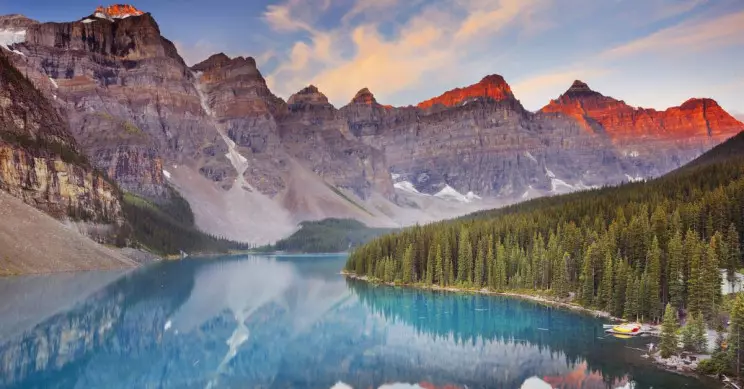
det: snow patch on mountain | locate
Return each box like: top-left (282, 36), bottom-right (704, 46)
top-left (162, 170), bottom-right (171, 179)
top-left (434, 185), bottom-right (479, 203)
top-left (625, 174), bottom-right (644, 182)
top-left (394, 181), bottom-right (422, 195)
top-left (550, 177), bottom-right (575, 192)
top-left (48, 77), bottom-right (58, 89)
top-left (0, 29), bottom-right (26, 55)
top-left (465, 191), bottom-right (481, 201)
top-left (390, 173), bottom-right (401, 181)
top-left (545, 168), bottom-right (556, 179)
top-left (524, 151), bottom-right (537, 163)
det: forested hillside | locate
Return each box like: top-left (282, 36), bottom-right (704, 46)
top-left (266, 218), bottom-right (394, 253)
top-left (121, 188), bottom-right (249, 256)
top-left (345, 132), bottom-right (744, 323)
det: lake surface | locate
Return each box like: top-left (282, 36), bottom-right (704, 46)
top-left (0, 254), bottom-right (718, 389)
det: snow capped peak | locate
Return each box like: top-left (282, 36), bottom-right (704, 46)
top-left (93, 4), bottom-right (145, 20)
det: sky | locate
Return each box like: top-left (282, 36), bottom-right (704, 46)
top-left (1, 0), bottom-right (743, 115)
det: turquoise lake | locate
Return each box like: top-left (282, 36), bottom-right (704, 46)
top-left (0, 254), bottom-right (719, 389)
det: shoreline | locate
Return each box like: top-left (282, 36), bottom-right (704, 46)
top-left (341, 271), bottom-right (625, 322)
top-left (341, 271), bottom-right (731, 385)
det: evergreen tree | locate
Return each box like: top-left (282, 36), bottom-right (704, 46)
top-left (402, 244), bottom-right (413, 283)
top-left (703, 237), bottom-right (722, 320)
top-left (597, 251), bottom-right (614, 311)
top-left (660, 304), bottom-right (679, 358)
top-left (687, 236), bottom-right (703, 315)
top-left (728, 223), bottom-right (742, 270)
top-left (458, 228), bottom-right (471, 284)
top-left (435, 244), bottom-right (444, 286)
top-left (691, 313), bottom-right (708, 353)
top-left (612, 258), bottom-right (628, 318)
top-left (444, 238), bottom-right (454, 285)
top-left (680, 315), bottom-right (695, 352)
top-left (646, 237), bottom-right (662, 321)
top-left (426, 247), bottom-right (434, 284)
top-left (624, 275), bottom-right (638, 320)
top-left (475, 239), bottom-right (485, 288)
top-left (554, 252), bottom-right (570, 298)
top-left (580, 244), bottom-right (596, 305)
top-left (667, 231), bottom-right (685, 310)
top-left (728, 294), bottom-right (744, 378)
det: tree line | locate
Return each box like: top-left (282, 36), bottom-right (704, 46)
top-left (346, 133), bottom-right (744, 325)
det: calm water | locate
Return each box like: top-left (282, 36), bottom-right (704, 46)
top-left (0, 254), bottom-right (718, 389)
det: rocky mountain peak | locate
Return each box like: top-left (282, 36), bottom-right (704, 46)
top-left (351, 88), bottom-right (378, 105)
top-left (93, 4), bottom-right (145, 20)
top-left (191, 52), bottom-right (232, 72)
top-left (417, 74), bottom-right (515, 109)
top-left (566, 80), bottom-right (593, 94)
top-left (679, 97), bottom-right (718, 110)
top-left (0, 14), bottom-right (38, 29)
top-left (287, 85), bottom-right (331, 106)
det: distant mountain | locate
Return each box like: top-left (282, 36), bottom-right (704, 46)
top-left (1, 5), bottom-right (742, 248)
top-left (541, 80), bottom-right (742, 142)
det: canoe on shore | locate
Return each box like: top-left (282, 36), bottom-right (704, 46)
top-left (606, 323), bottom-right (643, 336)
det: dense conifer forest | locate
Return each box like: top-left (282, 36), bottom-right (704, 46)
top-left (346, 132), bottom-right (744, 325)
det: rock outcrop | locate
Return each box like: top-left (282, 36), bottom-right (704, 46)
top-left (0, 52), bottom-right (121, 221)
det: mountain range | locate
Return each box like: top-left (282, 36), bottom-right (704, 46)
top-left (1, 4), bottom-right (742, 248)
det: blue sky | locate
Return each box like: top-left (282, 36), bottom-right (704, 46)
top-left (2, 0), bottom-right (743, 116)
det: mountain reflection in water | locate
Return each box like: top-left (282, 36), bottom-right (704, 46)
top-left (0, 254), bottom-right (715, 389)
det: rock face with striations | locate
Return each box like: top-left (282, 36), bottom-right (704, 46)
top-left (0, 52), bottom-right (121, 222)
top-left (342, 77), bottom-right (626, 197)
top-left (7, 7), bottom-right (230, 200)
top-left (282, 85), bottom-right (394, 200)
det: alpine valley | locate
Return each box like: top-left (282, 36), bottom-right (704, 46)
top-left (1, 5), bottom-right (742, 269)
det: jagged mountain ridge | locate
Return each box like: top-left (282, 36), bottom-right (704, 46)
top-left (2, 5), bottom-right (742, 245)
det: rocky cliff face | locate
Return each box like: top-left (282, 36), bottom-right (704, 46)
top-left (0, 52), bottom-right (121, 222)
top-left (341, 81), bottom-right (625, 198)
top-left (7, 10), bottom-right (229, 200)
top-left (281, 85), bottom-right (394, 200)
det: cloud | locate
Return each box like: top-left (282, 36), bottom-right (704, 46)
top-left (265, 0), bottom-right (548, 105)
top-left (602, 10), bottom-right (744, 58)
top-left (174, 40), bottom-right (223, 66)
top-left (262, 0), bottom-right (331, 33)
